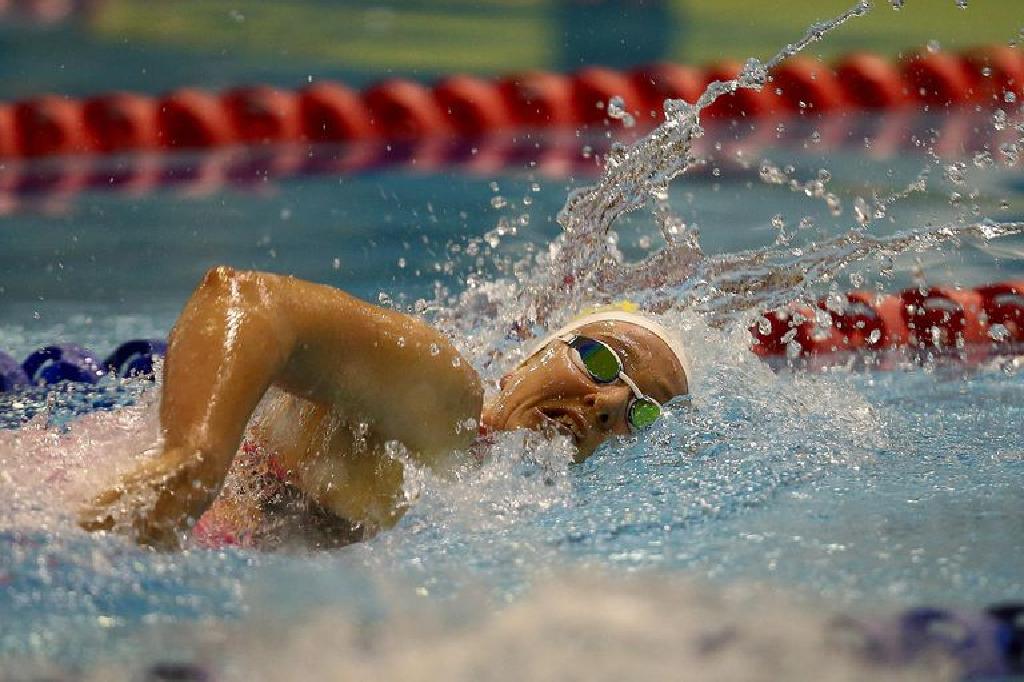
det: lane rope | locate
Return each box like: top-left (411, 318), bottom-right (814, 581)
top-left (0, 46), bottom-right (1020, 161)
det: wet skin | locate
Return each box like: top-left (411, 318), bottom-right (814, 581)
top-left (79, 267), bottom-right (688, 549)
top-left (481, 320), bottom-right (688, 461)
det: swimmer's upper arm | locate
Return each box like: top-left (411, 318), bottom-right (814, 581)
top-left (241, 274), bottom-right (482, 460)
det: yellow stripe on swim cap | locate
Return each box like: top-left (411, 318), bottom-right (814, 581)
top-left (577, 300), bottom-right (639, 317)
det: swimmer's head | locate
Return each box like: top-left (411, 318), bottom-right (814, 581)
top-left (481, 305), bottom-right (689, 460)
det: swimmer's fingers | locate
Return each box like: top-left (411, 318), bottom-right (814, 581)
top-left (77, 455), bottom-right (222, 550)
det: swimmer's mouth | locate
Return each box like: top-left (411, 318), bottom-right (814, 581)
top-left (536, 408), bottom-right (583, 447)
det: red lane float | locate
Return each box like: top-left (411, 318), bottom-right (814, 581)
top-left (902, 52), bottom-right (975, 107)
top-left (962, 46), bottom-right (1024, 105)
top-left (157, 89), bottom-right (235, 149)
top-left (0, 104), bottom-right (17, 157)
top-left (772, 57), bottom-right (849, 114)
top-left (498, 71), bottom-right (576, 127)
top-left (82, 92), bottom-right (159, 152)
top-left (751, 281), bottom-right (1024, 357)
top-left (433, 75), bottom-right (511, 136)
top-left (14, 95), bottom-right (92, 157)
top-left (298, 82), bottom-right (376, 142)
top-left (222, 86), bottom-right (302, 144)
top-left (0, 109), bottom-right (1013, 213)
top-left (363, 79), bottom-right (450, 139)
top-left (0, 45), bottom-right (1017, 161)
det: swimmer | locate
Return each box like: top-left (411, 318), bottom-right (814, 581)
top-left (78, 267), bottom-right (689, 550)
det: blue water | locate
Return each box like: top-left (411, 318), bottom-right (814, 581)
top-left (1, 112), bottom-right (1023, 678)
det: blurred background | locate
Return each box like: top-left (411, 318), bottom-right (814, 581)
top-left (0, 0), bottom-right (1020, 99)
top-left (0, 0), bottom-right (1021, 357)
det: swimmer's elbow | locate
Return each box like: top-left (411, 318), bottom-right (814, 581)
top-left (200, 265), bottom-right (240, 290)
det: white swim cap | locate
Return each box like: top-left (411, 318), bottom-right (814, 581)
top-left (524, 305), bottom-right (690, 383)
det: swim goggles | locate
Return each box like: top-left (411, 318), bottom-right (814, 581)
top-left (559, 334), bottom-right (662, 431)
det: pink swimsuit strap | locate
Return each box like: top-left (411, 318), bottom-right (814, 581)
top-left (190, 435), bottom-right (288, 549)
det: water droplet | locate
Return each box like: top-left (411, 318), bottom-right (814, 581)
top-left (522, 195), bottom-right (533, 206)
top-left (1005, 91), bottom-right (1017, 103)
top-left (397, 257), bottom-right (406, 268)
top-left (853, 197), bottom-right (871, 226)
top-left (868, 328), bottom-right (882, 344)
top-left (944, 161), bottom-right (967, 185)
top-left (988, 324), bottom-right (1010, 341)
top-left (606, 96), bottom-right (629, 121)
top-left (926, 39), bottom-right (941, 54)
top-left (279, 208), bottom-right (292, 221)
top-left (992, 108), bottom-right (1008, 131)
top-left (429, 343), bottom-right (440, 356)
top-left (396, 336), bottom-right (406, 348)
top-left (954, 0), bottom-right (967, 8)
top-left (332, 257), bottom-right (341, 270)
top-left (826, 193), bottom-right (842, 216)
top-left (849, 272), bottom-right (865, 287)
top-left (491, 196), bottom-right (508, 209)
top-left (451, 356), bottom-right (461, 368)
top-left (999, 142), bottom-right (1019, 165)
top-left (889, 0), bottom-right (904, 9)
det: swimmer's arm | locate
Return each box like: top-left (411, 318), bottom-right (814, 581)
top-left (80, 266), bottom-right (482, 549)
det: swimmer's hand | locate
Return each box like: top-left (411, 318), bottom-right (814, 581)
top-left (78, 449), bottom-right (222, 551)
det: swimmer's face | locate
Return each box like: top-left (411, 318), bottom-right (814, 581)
top-left (482, 320), bottom-right (688, 461)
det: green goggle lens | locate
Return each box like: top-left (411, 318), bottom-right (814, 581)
top-left (628, 397), bottom-right (661, 430)
top-left (573, 338), bottom-right (621, 383)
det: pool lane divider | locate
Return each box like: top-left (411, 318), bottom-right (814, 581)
top-left (1, 282), bottom-right (1021, 393)
top-left (0, 109), bottom-right (1017, 213)
top-left (0, 340), bottom-right (166, 392)
top-left (0, 46), bottom-right (1020, 161)
top-left (750, 280), bottom-right (1024, 357)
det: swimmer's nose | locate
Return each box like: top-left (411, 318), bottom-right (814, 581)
top-left (585, 386), bottom-right (632, 433)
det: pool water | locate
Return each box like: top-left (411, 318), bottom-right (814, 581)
top-left (0, 111), bottom-right (1020, 677)
top-left (2, 5), bottom-right (1024, 678)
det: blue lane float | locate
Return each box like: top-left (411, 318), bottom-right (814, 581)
top-left (22, 343), bottom-right (105, 386)
top-left (841, 602), bottom-right (1024, 679)
top-left (0, 339), bottom-right (168, 393)
top-left (103, 339), bottom-right (168, 378)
